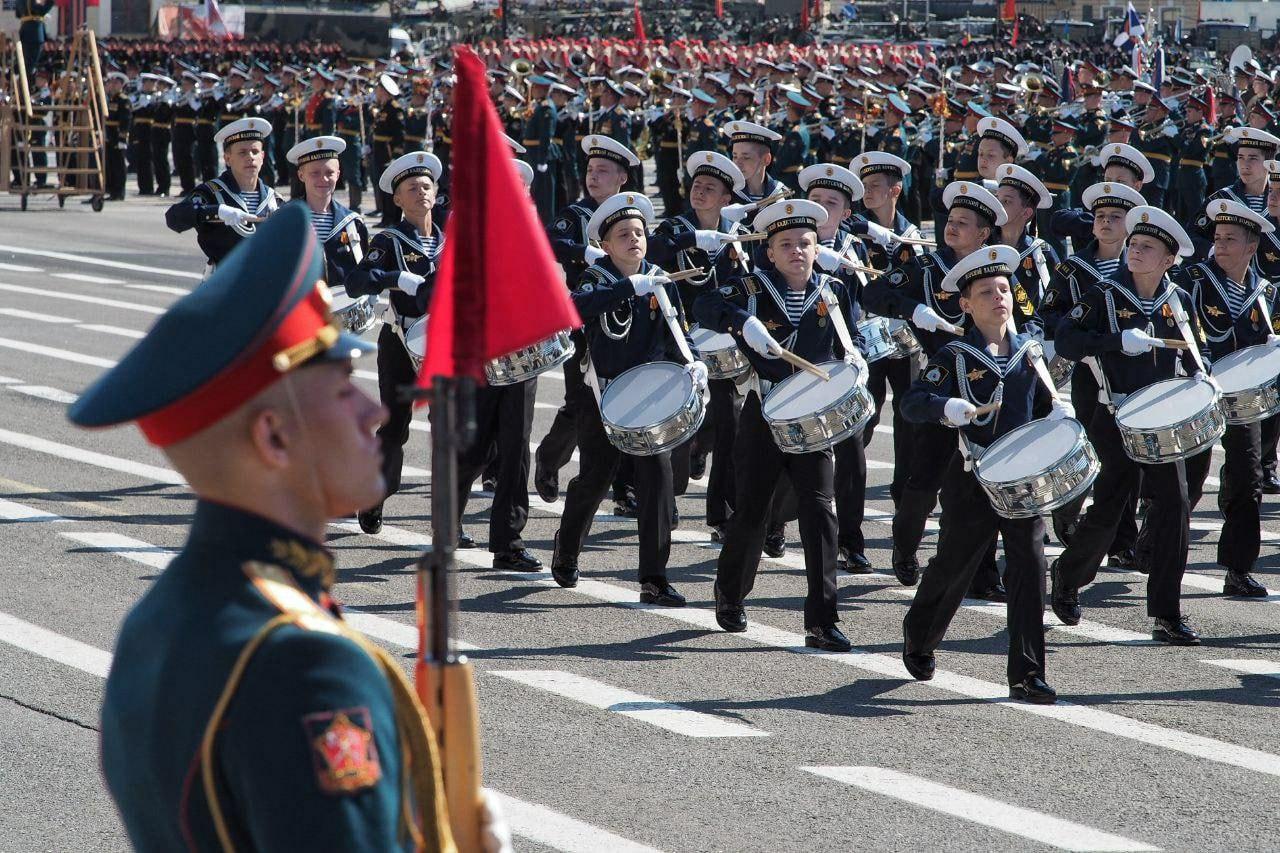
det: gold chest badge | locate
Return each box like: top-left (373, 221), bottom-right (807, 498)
top-left (1116, 308), bottom-right (1136, 319)
top-left (966, 368), bottom-right (987, 381)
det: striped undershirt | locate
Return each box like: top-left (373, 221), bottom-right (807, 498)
top-left (1223, 274), bottom-right (1251, 318)
top-left (311, 208), bottom-right (334, 238)
top-left (1245, 194), bottom-right (1266, 214)
top-left (1094, 257), bottom-right (1122, 281)
top-left (991, 354), bottom-right (1009, 372)
top-left (239, 188), bottom-right (260, 211)
top-left (784, 288), bottom-right (807, 325)
top-left (1135, 296), bottom-right (1158, 316)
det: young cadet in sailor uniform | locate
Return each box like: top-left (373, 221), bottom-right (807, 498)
top-left (1040, 181), bottom-right (1143, 567)
top-left (695, 199), bottom-right (865, 651)
top-left (69, 206), bottom-right (476, 852)
top-left (993, 163), bottom-right (1059, 338)
top-left (286, 135), bottom-right (370, 288)
top-left (900, 245), bottom-right (1066, 704)
top-left (550, 193), bottom-right (707, 606)
top-left (864, 182), bottom-right (1008, 589)
top-left (723, 121), bottom-right (787, 207)
top-left (165, 117), bottom-right (283, 270)
top-left (1049, 143), bottom-right (1154, 248)
top-left (1179, 201), bottom-right (1275, 599)
top-left (1190, 127), bottom-right (1279, 258)
top-left (534, 135), bottom-right (641, 509)
top-left (346, 153), bottom-right (445, 535)
top-left (647, 152), bottom-right (750, 539)
top-left (1051, 207), bottom-right (1212, 646)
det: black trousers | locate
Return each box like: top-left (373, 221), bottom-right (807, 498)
top-left (863, 354), bottom-right (915, 504)
top-left (835, 430), bottom-right (868, 554)
top-left (717, 393), bottom-right (839, 629)
top-left (105, 138), bottom-right (126, 197)
top-left (373, 323), bottom-right (419, 504)
top-left (556, 380), bottom-right (674, 582)
top-left (129, 130), bottom-right (153, 195)
top-left (1261, 413), bottom-right (1280, 473)
top-left (196, 126), bottom-right (218, 180)
top-left (150, 127), bottom-right (171, 195)
top-left (892, 420), bottom-right (957, 558)
top-left (904, 454), bottom-right (1047, 686)
top-left (1057, 406), bottom-right (1193, 619)
top-left (173, 125), bottom-right (197, 193)
top-left (701, 378), bottom-right (741, 529)
top-left (457, 380), bottom-right (536, 552)
top-left (1186, 421), bottom-right (1261, 575)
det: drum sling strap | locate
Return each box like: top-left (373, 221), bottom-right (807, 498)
top-left (1097, 285), bottom-right (1205, 412)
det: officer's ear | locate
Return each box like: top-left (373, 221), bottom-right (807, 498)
top-left (247, 405), bottom-right (292, 470)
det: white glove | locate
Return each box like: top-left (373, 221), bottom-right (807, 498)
top-left (479, 788), bottom-right (514, 853)
top-left (911, 303), bottom-right (949, 333)
top-left (843, 348), bottom-right (868, 378)
top-left (117, 142), bottom-right (128, 150)
top-left (1161, 123), bottom-right (1179, 138)
top-left (815, 245), bottom-right (847, 272)
top-left (1048, 397), bottom-right (1074, 421)
top-left (944, 397), bottom-right (977, 426)
top-left (934, 167), bottom-right (948, 183)
top-left (216, 204), bottom-right (253, 228)
top-left (583, 245), bottom-right (606, 263)
top-left (397, 271), bottom-right (426, 296)
top-left (821, 125), bottom-right (836, 140)
top-left (629, 273), bottom-right (670, 297)
top-left (865, 220), bottom-right (896, 248)
top-left (1120, 327), bottom-right (1160, 355)
top-left (536, 163), bottom-right (548, 173)
top-left (1267, 333), bottom-right (1280, 347)
top-left (721, 202), bottom-right (752, 224)
top-left (361, 144), bottom-right (371, 156)
top-left (695, 230), bottom-right (731, 252)
top-left (685, 360), bottom-right (709, 391)
top-left (1194, 371), bottom-right (1223, 393)
top-left (742, 315), bottom-right (778, 358)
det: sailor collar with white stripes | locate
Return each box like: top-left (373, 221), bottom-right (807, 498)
top-left (209, 174), bottom-right (274, 216)
top-left (1196, 260), bottom-right (1265, 320)
top-left (383, 220), bottom-right (444, 261)
top-left (949, 331), bottom-right (1038, 378)
top-left (1107, 274), bottom-right (1176, 317)
top-left (756, 269), bottom-right (829, 324)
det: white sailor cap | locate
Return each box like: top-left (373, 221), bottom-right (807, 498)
top-left (550, 82), bottom-right (576, 96)
top-left (139, 72), bottom-right (159, 82)
top-left (514, 159), bottom-right (535, 189)
top-left (1266, 160), bottom-right (1280, 181)
top-left (976, 116), bottom-right (1029, 159)
top-left (107, 71), bottom-right (128, 84)
top-left (580, 134), bottom-right (641, 168)
top-left (752, 199), bottom-right (829, 237)
top-left (1094, 142), bottom-right (1155, 183)
top-left (502, 133), bottom-right (527, 154)
top-left (502, 86), bottom-right (525, 103)
top-left (941, 245), bottom-right (1021, 292)
top-left (156, 75), bottom-right (176, 87)
top-left (853, 150), bottom-right (911, 179)
top-left (996, 163), bottom-right (1052, 209)
top-left (723, 120), bottom-right (783, 145)
top-left (228, 66), bottom-right (250, 81)
top-left (1081, 181), bottom-right (1146, 212)
top-left (213, 117), bottom-right (272, 149)
top-left (199, 72), bottom-right (221, 83)
top-left (1126, 206), bottom-right (1194, 257)
top-left (1224, 126), bottom-right (1280, 153)
top-left (1205, 199), bottom-right (1275, 235)
top-left (622, 81), bottom-right (646, 97)
top-left (180, 70), bottom-right (200, 82)
top-left (799, 163), bottom-right (864, 203)
top-left (286, 134), bottom-right (346, 165)
top-left (587, 192), bottom-right (655, 241)
top-left (942, 181), bottom-right (1008, 227)
top-left (378, 151), bottom-right (443, 194)
top-left (378, 73), bottom-right (400, 97)
top-left (685, 151), bottom-right (746, 193)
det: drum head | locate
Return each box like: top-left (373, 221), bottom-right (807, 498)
top-left (602, 363), bottom-right (690, 428)
top-left (978, 419), bottom-right (1081, 481)
top-left (690, 327), bottom-right (736, 353)
top-left (1118, 378), bottom-right (1214, 430)
top-left (763, 361), bottom-right (857, 419)
top-left (329, 288), bottom-right (358, 312)
top-left (1213, 345), bottom-right (1280, 394)
top-left (405, 318), bottom-right (429, 359)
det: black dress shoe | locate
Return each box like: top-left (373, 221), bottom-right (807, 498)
top-left (612, 494), bottom-right (639, 517)
top-left (805, 624), bottom-right (852, 652)
top-left (1152, 616), bottom-right (1201, 645)
top-left (1050, 559), bottom-right (1081, 626)
top-left (1010, 676), bottom-right (1057, 704)
top-left (714, 583), bottom-right (747, 632)
top-left (838, 548), bottom-right (874, 574)
top-left (891, 547), bottom-right (920, 587)
top-left (357, 506), bottom-right (383, 534)
top-left (481, 475), bottom-right (497, 492)
top-left (709, 524), bottom-right (726, 543)
top-left (493, 548), bottom-right (543, 571)
top-left (1108, 548), bottom-right (1137, 571)
top-left (533, 458), bottom-right (558, 503)
top-left (690, 451), bottom-right (708, 481)
top-left (968, 581), bottom-right (1008, 603)
top-left (902, 648), bottom-right (935, 681)
top-left (1052, 514), bottom-right (1077, 547)
top-left (1223, 570), bottom-right (1269, 597)
top-left (550, 533), bottom-right (579, 588)
top-left (457, 530), bottom-right (477, 549)
top-left (763, 528), bottom-right (787, 559)
top-left (640, 579), bottom-right (686, 607)
top-left (1264, 468), bottom-right (1280, 494)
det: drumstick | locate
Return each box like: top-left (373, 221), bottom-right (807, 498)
top-left (774, 346), bottom-right (831, 381)
top-left (839, 259), bottom-right (884, 277)
top-left (243, 215), bottom-right (266, 224)
top-left (891, 234), bottom-right (937, 247)
top-left (1156, 338), bottom-right (1191, 350)
top-left (725, 231), bottom-right (769, 242)
top-left (971, 400), bottom-right (1001, 417)
top-left (665, 268), bottom-right (710, 282)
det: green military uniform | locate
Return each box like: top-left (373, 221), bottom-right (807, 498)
top-left (1031, 139), bottom-right (1076, 259)
top-left (521, 83), bottom-right (560, 223)
top-left (1174, 116), bottom-right (1212, 222)
top-left (649, 106), bottom-right (688, 215)
top-left (1076, 108), bottom-right (1108, 151)
top-left (774, 119), bottom-right (813, 192)
top-left (1133, 117), bottom-right (1177, 208)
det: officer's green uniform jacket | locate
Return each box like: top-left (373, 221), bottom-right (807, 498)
top-left (101, 500), bottom-right (453, 852)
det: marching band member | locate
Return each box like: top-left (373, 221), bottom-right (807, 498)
top-left (1190, 127), bottom-right (1280, 256)
top-left (724, 120), bottom-right (787, 206)
top-left (285, 135), bottom-right (369, 287)
top-left (993, 163), bottom-right (1059, 337)
top-left (1051, 144), bottom-right (1154, 246)
top-left (1050, 206), bottom-right (1211, 645)
top-left (550, 193), bottom-right (705, 606)
top-left (165, 117), bottom-right (282, 271)
top-left (696, 199), bottom-right (864, 650)
top-left (346, 152), bottom-right (445, 535)
top-left (1180, 201), bottom-right (1275, 599)
top-left (864, 182), bottom-right (1007, 590)
top-left (974, 116), bottom-right (1028, 182)
top-left (900, 245), bottom-right (1063, 703)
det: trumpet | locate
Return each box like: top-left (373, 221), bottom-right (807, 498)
top-left (510, 58), bottom-right (533, 79)
top-left (569, 51), bottom-right (591, 71)
top-left (649, 67), bottom-right (671, 87)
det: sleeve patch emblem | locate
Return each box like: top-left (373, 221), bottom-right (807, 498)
top-left (578, 283), bottom-right (594, 294)
top-left (554, 217), bottom-right (571, 231)
top-left (367, 248), bottom-right (384, 263)
top-left (924, 364), bottom-right (949, 385)
top-left (719, 285), bottom-right (736, 296)
top-left (1069, 303), bottom-right (1089, 321)
top-left (303, 707), bottom-right (382, 795)
top-left (888, 270), bottom-right (907, 286)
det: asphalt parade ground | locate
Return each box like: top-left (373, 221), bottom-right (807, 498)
top-left (1, 192), bottom-right (1278, 852)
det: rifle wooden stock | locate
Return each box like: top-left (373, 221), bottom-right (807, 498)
top-left (441, 661), bottom-right (483, 853)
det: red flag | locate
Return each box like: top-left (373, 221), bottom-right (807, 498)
top-left (418, 47), bottom-right (582, 385)
top-left (634, 0), bottom-right (647, 42)
top-left (1206, 87), bottom-right (1218, 126)
top-left (1011, 16), bottom-right (1019, 46)
top-left (1001, 0), bottom-right (1016, 19)
top-left (800, 0), bottom-right (809, 30)
top-left (715, 0), bottom-right (723, 19)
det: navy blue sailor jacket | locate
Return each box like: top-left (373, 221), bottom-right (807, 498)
top-left (546, 196), bottom-right (600, 291)
top-left (288, 199), bottom-right (370, 290)
top-left (165, 169), bottom-right (282, 266)
top-left (647, 209), bottom-right (752, 311)
top-left (344, 220), bottom-right (443, 322)
top-left (1176, 258), bottom-right (1279, 360)
top-left (1040, 241), bottom-right (1125, 340)
top-left (901, 327), bottom-right (1053, 450)
top-left (862, 245), bottom-right (969, 356)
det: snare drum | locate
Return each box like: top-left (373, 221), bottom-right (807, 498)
top-left (761, 360), bottom-right (874, 453)
top-left (1114, 377), bottom-right (1225, 463)
top-left (1211, 344), bottom-right (1280, 424)
top-left (856, 317), bottom-right (897, 363)
top-left (1042, 339), bottom-right (1073, 390)
top-left (884, 318), bottom-right (922, 358)
top-left (690, 326), bottom-right (749, 379)
top-left (330, 287), bottom-right (377, 335)
top-left (600, 362), bottom-right (705, 455)
top-left (485, 330), bottom-right (575, 386)
top-left (974, 418), bottom-right (1099, 518)
top-left (403, 316), bottom-right (428, 371)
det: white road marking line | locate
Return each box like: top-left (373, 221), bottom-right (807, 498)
top-left (0, 498), bottom-right (67, 522)
top-left (0, 429), bottom-right (185, 485)
top-left (342, 611), bottom-right (482, 654)
top-left (0, 376), bottom-right (20, 384)
top-left (492, 670), bottom-right (768, 738)
top-left (126, 284), bottom-right (190, 296)
top-left (0, 262), bottom-right (43, 273)
top-left (53, 272), bottom-right (124, 285)
top-left (77, 324), bottom-right (146, 339)
top-left (61, 531), bottom-right (176, 569)
top-left (0, 338), bottom-right (117, 368)
top-left (0, 308), bottom-right (77, 323)
top-left (0, 282), bottom-right (164, 314)
top-left (1201, 659), bottom-right (1280, 681)
top-left (0, 243), bottom-right (203, 280)
top-left (0, 612), bottom-right (113, 678)
top-left (0, 309), bottom-right (147, 340)
top-left (802, 766), bottom-right (1160, 852)
top-left (10, 384), bottom-right (80, 404)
